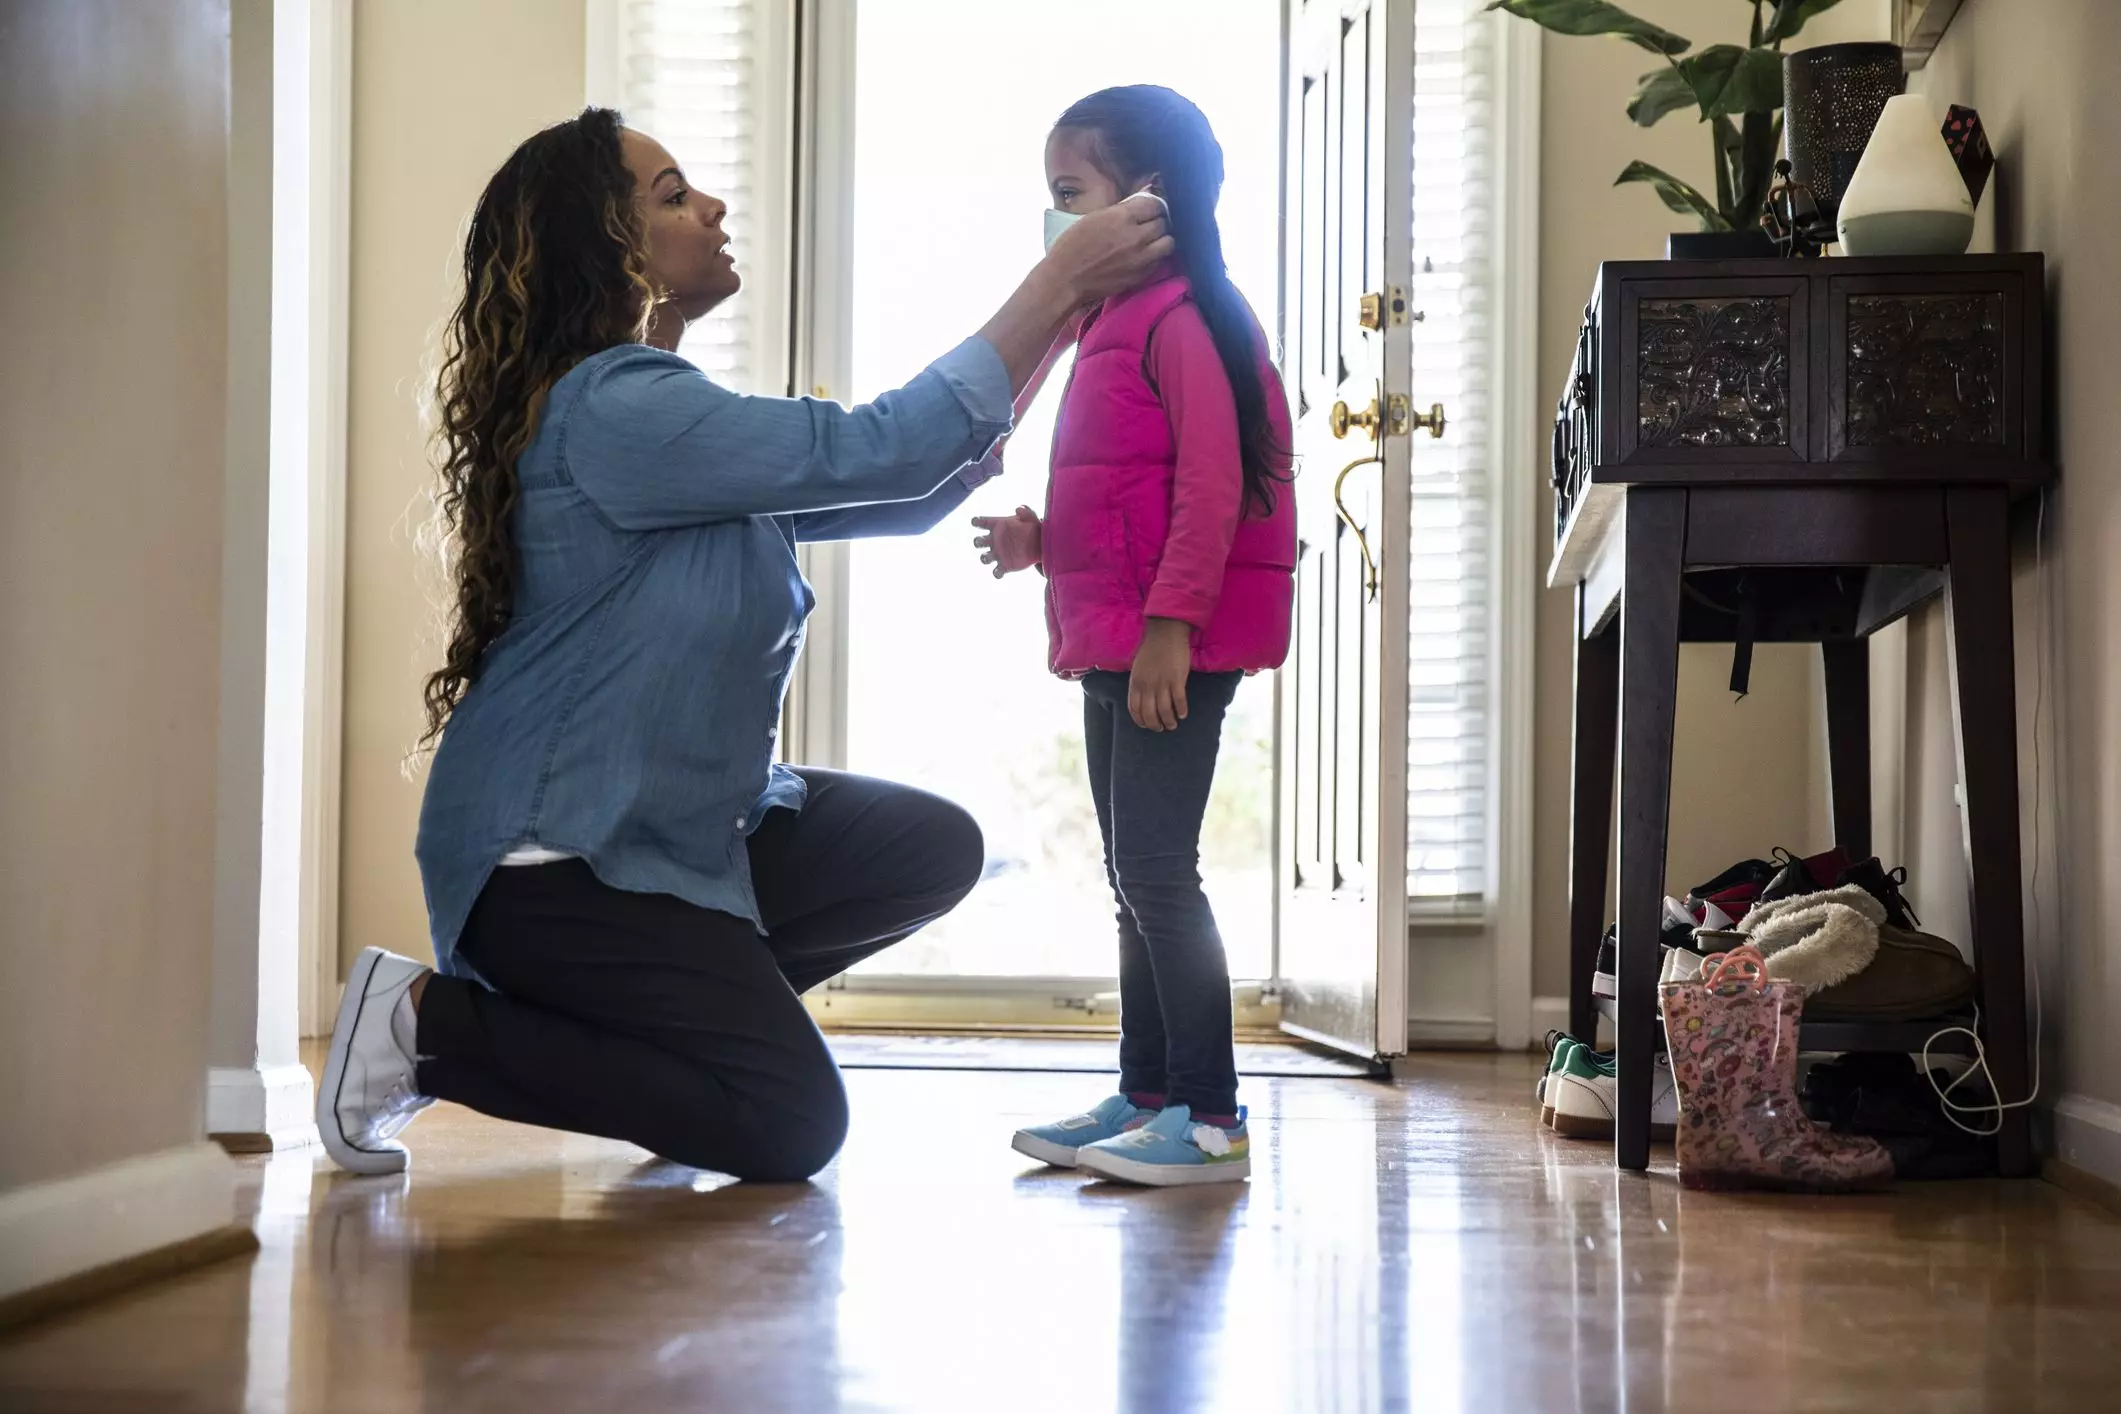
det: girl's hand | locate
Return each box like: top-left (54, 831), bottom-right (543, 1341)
top-left (971, 507), bottom-right (1042, 578)
top-left (1128, 618), bottom-right (1194, 731)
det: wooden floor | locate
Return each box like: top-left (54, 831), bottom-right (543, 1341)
top-left (3, 1054), bottom-right (2119, 1413)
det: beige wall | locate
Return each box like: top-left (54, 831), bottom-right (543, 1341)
top-left (1903, 0), bottom-right (2121, 1131)
top-left (1527, 0), bottom-right (1885, 997)
top-left (0, 0), bottom-right (231, 1185)
top-left (341, 0), bottom-right (586, 971)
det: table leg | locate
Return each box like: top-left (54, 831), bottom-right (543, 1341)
top-left (1568, 588), bottom-right (1619, 1045)
top-left (1616, 488), bottom-right (1685, 1172)
top-left (1944, 486), bottom-right (2034, 1177)
top-left (1822, 640), bottom-right (1873, 861)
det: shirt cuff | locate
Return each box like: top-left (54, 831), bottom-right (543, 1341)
top-left (957, 450), bottom-right (1004, 491)
top-left (931, 337), bottom-right (1016, 436)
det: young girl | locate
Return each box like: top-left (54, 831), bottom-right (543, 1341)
top-left (973, 86), bottom-right (1296, 1187)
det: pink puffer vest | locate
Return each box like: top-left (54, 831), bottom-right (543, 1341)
top-left (1042, 275), bottom-right (1296, 677)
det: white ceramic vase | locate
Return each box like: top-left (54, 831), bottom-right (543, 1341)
top-left (1837, 94), bottom-right (1975, 256)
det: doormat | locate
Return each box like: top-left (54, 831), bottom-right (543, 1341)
top-left (825, 1032), bottom-right (1379, 1078)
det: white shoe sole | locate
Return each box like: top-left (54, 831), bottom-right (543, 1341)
top-left (1549, 1072), bottom-right (1617, 1139)
top-left (1549, 1072), bottom-right (1678, 1142)
top-left (1011, 1131), bottom-right (1082, 1168)
top-left (1076, 1147), bottom-right (1250, 1187)
top-left (317, 947), bottom-right (410, 1176)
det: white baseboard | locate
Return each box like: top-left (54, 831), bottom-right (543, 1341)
top-left (207, 1064), bottom-right (319, 1151)
top-left (2048, 1092), bottom-right (2121, 1190)
top-left (0, 1142), bottom-right (242, 1306)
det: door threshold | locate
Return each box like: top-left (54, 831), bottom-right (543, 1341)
top-left (823, 1030), bottom-right (1381, 1078)
top-left (818, 1020), bottom-right (1304, 1045)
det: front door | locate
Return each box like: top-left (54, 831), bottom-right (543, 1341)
top-left (1276, 0), bottom-right (1424, 1059)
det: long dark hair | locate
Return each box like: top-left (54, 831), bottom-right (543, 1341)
top-left (420, 107), bottom-right (654, 748)
top-left (1054, 85), bottom-right (1290, 516)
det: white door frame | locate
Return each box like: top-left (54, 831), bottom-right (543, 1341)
top-left (785, 0), bottom-right (857, 771)
top-left (1486, 6), bottom-right (1541, 1053)
top-left (208, 0), bottom-right (352, 1143)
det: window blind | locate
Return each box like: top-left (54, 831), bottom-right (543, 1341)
top-left (614, 0), bottom-right (788, 395)
top-left (1406, 0), bottom-right (1494, 906)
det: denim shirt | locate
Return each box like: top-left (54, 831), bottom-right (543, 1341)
top-left (415, 338), bottom-right (1013, 975)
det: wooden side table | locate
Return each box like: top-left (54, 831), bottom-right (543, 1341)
top-left (1548, 255), bottom-right (2050, 1176)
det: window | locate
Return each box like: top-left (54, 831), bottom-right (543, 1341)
top-left (835, 0), bottom-right (1284, 981)
top-left (1406, 0), bottom-right (1495, 908)
top-left (599, 0), bottom-right (793, 394)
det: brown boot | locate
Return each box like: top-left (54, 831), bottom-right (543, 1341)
top-left (1661, 946), bottom-right (1893, 1193)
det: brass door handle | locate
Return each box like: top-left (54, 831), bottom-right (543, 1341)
top-left (1330, 398), bottom-right (1381, 440)
top-left (1331, 452), bottom-right (1382, 602)
top-left (1330, 396), bottom-right (1448, 441)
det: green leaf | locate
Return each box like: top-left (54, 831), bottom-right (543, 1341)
top-left (1763, 0), bottom-right (1848, 45)
top-left (1485, 0), bottom-right (1689, 56)
top-left (1627, 67), bottom-right (1696, 127)
top-left (1676, 44), bottom-right (1787, 118)
top-left (1616, 160), bottom-right (1733, 231)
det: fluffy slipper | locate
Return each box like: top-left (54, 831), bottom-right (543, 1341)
top-left (1736, 885), bottom-right (1883, 993)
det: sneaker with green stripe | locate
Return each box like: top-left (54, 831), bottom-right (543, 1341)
top-left (1548, 1047), bottom-right (1676, 1142)
top-left (1539, 1034), bottom-right (1599, 1127)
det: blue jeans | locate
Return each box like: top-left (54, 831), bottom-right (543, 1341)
top-left (1082, 669), bottom-right (1243, 1116)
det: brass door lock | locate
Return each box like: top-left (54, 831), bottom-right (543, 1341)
top-left (1358, 287), bottom-right (1412, 331)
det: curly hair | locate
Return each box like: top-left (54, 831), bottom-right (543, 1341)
top-left (420, 107), bottom-right (656, 748)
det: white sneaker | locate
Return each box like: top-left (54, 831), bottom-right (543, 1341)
top-left (1549, 1051), bottom-right (1678, 1142)
top-left (318, 947), bottom-right (435, 1175)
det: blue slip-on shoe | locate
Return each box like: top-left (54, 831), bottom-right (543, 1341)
top-left (1011, 1094), bottom-right (1157, 1168)
top-left (1074, 1104), bottom-right (1251, 1187)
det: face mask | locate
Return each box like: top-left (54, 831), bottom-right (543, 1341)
top-left (1043, 207), bottom-right (1082, 252)
top-left (1043, 190), bottom-right (1168, 252)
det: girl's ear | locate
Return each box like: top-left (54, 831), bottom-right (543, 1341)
top-left (1136, 173), bottom-right (1164, 200)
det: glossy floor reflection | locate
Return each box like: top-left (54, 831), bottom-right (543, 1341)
top-left (3, 1055), bottom-right (2119, 1412)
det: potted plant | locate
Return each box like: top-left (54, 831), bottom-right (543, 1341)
top-left (1491, 0), bottom-right (1849, 255)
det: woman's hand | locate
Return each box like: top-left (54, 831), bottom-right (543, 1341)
top-left (1044, 192), bottom-right (1174, 308)
top-left (1128, 617), bottom-right (1194, 732)
top-left (979, 193), bottom-right (1168, 395)
top-left (971, 507), bottom-right (1042, 578)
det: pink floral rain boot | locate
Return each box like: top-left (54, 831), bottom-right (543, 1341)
top-left (1660, 945), bottom-right (1893, 1193)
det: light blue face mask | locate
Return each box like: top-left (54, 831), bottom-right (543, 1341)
top-left (1044, 190), bottom-right (1167, 252)
top-left (1043, 207), bottom-right (1082, 252)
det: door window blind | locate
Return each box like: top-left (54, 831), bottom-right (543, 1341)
top-left (1406, 0), bottom-right (1494, 907)
top-left (613, 0), bottom-right (790, 394)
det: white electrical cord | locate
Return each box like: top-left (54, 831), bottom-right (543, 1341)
top-left (1922, 487), bottom-right (2048, 1137)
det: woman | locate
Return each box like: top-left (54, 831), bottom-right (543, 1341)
top-left (316, 108), bottom-right (1172, 1180)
